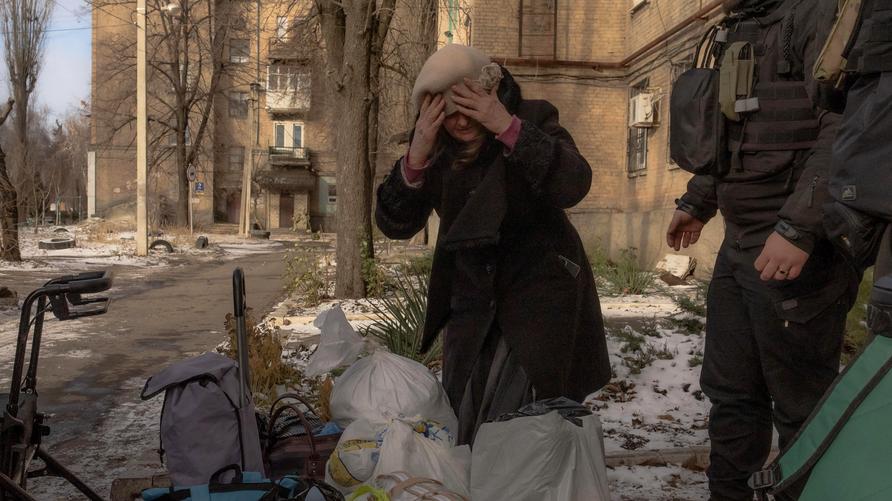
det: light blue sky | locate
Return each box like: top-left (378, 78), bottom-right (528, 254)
top-left (0, 0), bottom-right (92, 120)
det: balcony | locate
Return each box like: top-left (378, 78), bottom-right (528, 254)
top-left (254, 167), bottom-right (315, 191)
top-left (268, 146), bottom-right (311, 167)
top-left (268, 38), bottom-right (312, 62)
top-left (265, 88), bottom-right (311, 114)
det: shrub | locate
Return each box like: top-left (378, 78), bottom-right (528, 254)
top-left (221, 308), bottom-right (301, 409)
top-left (665, 282), bottom-right (708, 335)
top-left (283, 248), bottom-right (328, 307)
top-left (362, 270), bottom-right (442, 369)
top-left (361, 239), bottom-right (390, 298)
top-left (589, 247), bottom-right (655, 295)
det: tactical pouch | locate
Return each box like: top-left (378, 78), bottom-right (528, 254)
top-left (669, 68), bottom-right (730, 176)
top-left (719, 41), bottom-right (757, 121)
top-left (814, 0), bottom-right (864, 85)
top-left (823, 200), bottom-right (888, 270)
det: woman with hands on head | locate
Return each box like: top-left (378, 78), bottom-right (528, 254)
top-left (375, 44), bottom-right (610, 446)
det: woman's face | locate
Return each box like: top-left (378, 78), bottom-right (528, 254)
top-left (443, 111), bottom-right (485, 144)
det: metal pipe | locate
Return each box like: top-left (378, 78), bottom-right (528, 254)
top-left (500, 0), bottom-right (724, 70)
top-left (136, 0), bottom-right (148, 256)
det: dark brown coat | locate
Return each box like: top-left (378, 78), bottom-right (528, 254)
top-left (375, 92), bottom-right (610, 406)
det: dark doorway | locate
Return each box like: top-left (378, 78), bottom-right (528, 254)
top-left (226, 191), bottom-right (241, 223)
top-left (279, 192), bottom-right (294, 229)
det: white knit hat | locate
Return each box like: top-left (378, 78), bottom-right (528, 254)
top-left (411, 44), bottom-right (504, 116)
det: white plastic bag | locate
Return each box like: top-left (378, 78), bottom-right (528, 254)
top-left (470, 411), bottom-right (610, 501)
top-left (329, 352), bottom-right (458, 434)
top-left (306, 305), bottom-right (365, 377)
top-left (325, 419), bottom-right (388, 492)
top-left (372, 420), bottom-right (471, 498)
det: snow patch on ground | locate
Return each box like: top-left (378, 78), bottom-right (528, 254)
top-left (0, 224), bottom-right (289, 272)
top-left (28, 378), bottom-right (164, 500)
top-left (609, 464), bottom-right (709, 501)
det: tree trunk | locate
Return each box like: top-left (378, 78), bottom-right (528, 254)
top-left (333, 0), bottom-right (375, 299)
top-left (176, 135), bottom-right (189, 225)
top-left (0, 147), bottom-right (21, 261)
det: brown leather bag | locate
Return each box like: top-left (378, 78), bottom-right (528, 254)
top-left (263, 393), bottom-right (341, 481)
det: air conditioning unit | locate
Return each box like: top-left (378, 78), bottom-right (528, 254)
top-left (629, 92), bottom-right (656, 128)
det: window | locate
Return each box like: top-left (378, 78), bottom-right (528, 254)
top-left (229, 146), bottom-right (245, 171)
top-left (327, 183), bottom-right (337, 205)
top-left (276, 16), bottom-right (289, 39)
top-left (229, 39), bottom-right (250, 63)
top-left (627, 79), bottom-right (649, 177)
top-left (229, 91), bottom-right (249, 118)
top-left (273, 122), bottom-right (304, 148)
top-left (668, 57), bottom-right (694, 169)
top-left (519, 0), bottom-right (556, 58)
top-left (267, 64), bottom-right (309, 92)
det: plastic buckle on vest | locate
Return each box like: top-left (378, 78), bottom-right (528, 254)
top-left (777, 60), bottom-right (792, 75)
top-left (715, 28), bottom-right (729, 43)
top-left (748, 464), bottom-right (780, 491)
top-left (734, 97), bottom-right (761, 114)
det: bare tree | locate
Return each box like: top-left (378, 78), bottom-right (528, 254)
top-left (0, 99), bottom-right (18, 260)
top-left (315, 0), bottom-right (397, 298)
top-left (0, 0), bottom-right (53, 260)
top-left (92, 0), bottom-right (307, 227)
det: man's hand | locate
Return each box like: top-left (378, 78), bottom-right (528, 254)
top-left (450, 78), bottom-right (513, 135)
top-left (666, 210), bottom-right (705, 251)
top-left (754, 231), bottom-right (810, 281)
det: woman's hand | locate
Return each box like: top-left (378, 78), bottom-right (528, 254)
top-left (409, 93), bottom-right (446, 167)
top-left (451, 78), bottom-right (513, 135)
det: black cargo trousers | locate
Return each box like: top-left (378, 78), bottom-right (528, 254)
top-left (700, 238), bottom-right (859, 501)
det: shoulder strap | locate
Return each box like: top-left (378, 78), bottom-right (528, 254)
top-left (750, 335), bottom-right (892, 494)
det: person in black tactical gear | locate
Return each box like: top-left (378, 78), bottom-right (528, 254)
top-left (666, 0), bottom-right (860, 499)
top-left (823, 0), bottom-right (892, 281)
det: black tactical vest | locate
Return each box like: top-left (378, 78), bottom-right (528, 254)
top-left (723, 4), bottom-right (820, 156)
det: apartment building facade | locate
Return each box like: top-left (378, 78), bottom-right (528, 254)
top-left (91, 0), bottom-right (725, 267)
top-left (435, 0), bottom-right (726, 269)
top-left (90, 0), bottom-right (336, 231)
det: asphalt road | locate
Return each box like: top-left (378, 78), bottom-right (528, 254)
top-left (0, 246), bottom-right (290, 499)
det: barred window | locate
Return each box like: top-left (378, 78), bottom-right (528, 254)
top-left (627, 79), bottom-right (649, 177)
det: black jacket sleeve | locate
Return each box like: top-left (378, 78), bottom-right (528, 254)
top-left (776, 0), bottom-right (843, 253)
top-left (506, 101), bottom-right (592, 209)
top-left (679, 174), bottom-right (719, 223)
top-left (374, 158), bottom-right (434, 240)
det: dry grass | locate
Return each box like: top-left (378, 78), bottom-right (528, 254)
top-left (221, 308), bottom-right (303, 409)
top-left (80, 219), bottom-right (130, 244)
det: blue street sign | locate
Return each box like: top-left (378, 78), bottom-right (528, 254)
top-left (194, 181), bottom-right (205, 193)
